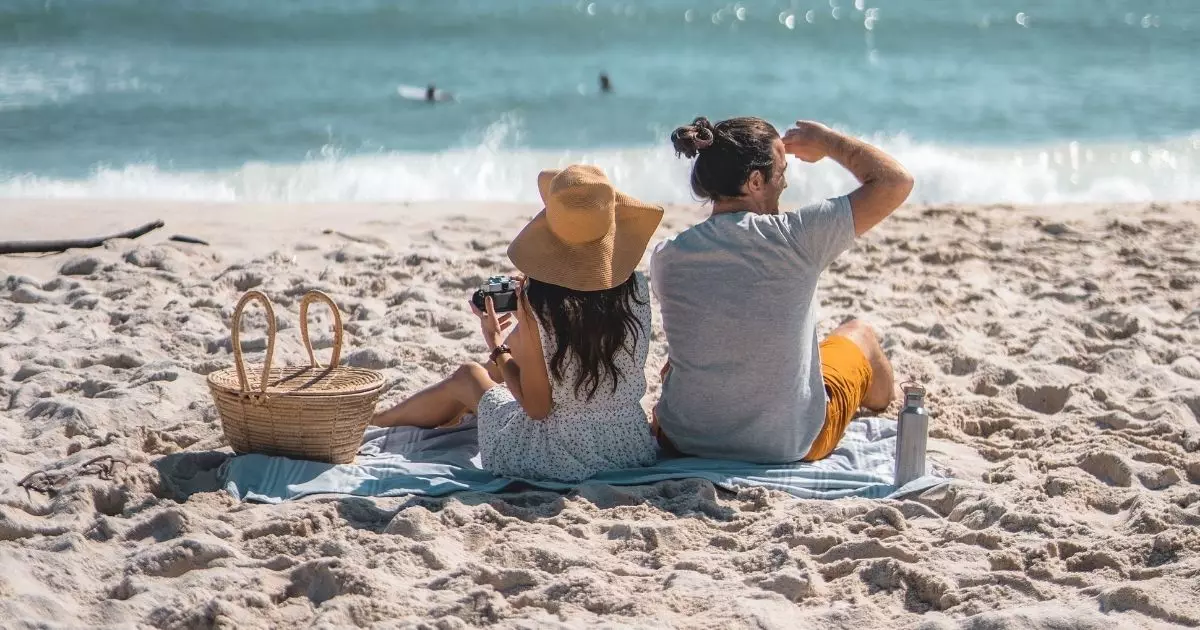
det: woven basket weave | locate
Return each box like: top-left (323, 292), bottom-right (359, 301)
top-left (207, 290), bottom-right (386, 464)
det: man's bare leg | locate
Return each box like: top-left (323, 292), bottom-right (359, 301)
top-left (828, 318), bottom-right (895, 412)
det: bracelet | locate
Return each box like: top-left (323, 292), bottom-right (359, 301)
top-left (488, 345), bottom-right (512, 364)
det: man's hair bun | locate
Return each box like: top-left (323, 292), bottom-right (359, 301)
top-left (671, 117), bottom-right (716, 159)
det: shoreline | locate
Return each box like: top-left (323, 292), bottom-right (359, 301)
top-left (1, 199), bottom-right (1198, 628)
top-left (4, 197), bottom-right (1195, 251)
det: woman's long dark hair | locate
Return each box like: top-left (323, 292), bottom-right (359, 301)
top-left (524, 273), bottom-right (645, 401)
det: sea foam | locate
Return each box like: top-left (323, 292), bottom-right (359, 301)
top-left (1, 120), bottom-right (1196, 205)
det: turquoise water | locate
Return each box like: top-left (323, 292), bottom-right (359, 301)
top-left (1, 0), bottom-right (1197, 204)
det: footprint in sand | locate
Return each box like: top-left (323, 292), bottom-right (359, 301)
top-left (1016, 384), bottom-right (1072, 415)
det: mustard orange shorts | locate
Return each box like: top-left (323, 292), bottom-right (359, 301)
top-left (802, 335), bottom-right (873, 462)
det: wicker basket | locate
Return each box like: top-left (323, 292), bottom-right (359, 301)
top-left (207, 290), bottom-right (386, 464)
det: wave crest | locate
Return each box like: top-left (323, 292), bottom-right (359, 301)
top-left (1, 125), bottom-right (1196, 205)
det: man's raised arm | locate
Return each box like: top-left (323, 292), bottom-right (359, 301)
top-left (783, 121), bottom-right (913, 236)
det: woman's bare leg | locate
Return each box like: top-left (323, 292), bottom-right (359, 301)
top-left (372, 362), bottom-right (498, 428)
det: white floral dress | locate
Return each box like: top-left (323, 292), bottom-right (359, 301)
top-left (476, 273), bottom-right (658, 482)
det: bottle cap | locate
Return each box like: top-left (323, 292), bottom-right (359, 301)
top-left (901, 381), bottom-right (925, 405)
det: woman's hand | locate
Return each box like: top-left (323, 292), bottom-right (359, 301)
top-left (470, 295), bottom-right (515, 350)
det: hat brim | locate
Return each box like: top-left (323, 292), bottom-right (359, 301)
top-left (508, 173), bottom-right (663, 292)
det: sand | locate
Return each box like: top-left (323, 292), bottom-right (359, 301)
top-left (1, 198), bottom-right (1198, 629)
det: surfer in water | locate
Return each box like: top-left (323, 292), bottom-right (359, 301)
top-left (599, 73), bottom-right (612, 93)
top-left (411, 83), bottom-right (453, 103)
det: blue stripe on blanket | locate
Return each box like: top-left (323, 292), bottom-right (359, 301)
top-left (219, 417), bottom-right (948, 503)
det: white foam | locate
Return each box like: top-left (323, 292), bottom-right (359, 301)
top-left (0, 65), bottom-right (89, 111)
top-left (0, 57), bottom-right (156, 111)
top-left (2, 121), bottom-right (1197, 205)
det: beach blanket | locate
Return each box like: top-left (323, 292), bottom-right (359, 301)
top-left (219, 417), bottom-right (948, 503)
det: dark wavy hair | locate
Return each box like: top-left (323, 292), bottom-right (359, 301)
top-left (524, 273), bottom-right (645, 401)
top-left (670, 116), bottom-right (779, 202)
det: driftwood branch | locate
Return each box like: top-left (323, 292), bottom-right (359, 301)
top-left (0, 220), bottom-right (165, 255)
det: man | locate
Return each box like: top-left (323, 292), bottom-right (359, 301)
top-left (651, 116), bottom-right (913, 462)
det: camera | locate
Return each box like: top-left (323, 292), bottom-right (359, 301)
top-left (471, 275), bottom-right (519, 313)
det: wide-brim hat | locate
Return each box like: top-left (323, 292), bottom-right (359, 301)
top-left (507, 165), bottom-right (664, 292)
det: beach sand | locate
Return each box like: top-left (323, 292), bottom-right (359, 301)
top-left (1, 199), bottom-right (1198, 629)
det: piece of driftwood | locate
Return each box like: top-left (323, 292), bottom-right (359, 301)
top-left (322, 228), bottom-right (389, 248)
top-left (169, 234), bottom-right (209, 246)
top-left (0, 220), bottom-right (165, 255)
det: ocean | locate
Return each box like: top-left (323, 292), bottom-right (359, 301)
top-left (1, 0), bottom-right (1196, 205)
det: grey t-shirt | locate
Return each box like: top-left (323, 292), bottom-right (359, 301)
top-left (650, 196), bottom-right (856, 463)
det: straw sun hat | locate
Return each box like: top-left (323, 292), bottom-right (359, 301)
top-left (507, 165), bottom-right (664, 292)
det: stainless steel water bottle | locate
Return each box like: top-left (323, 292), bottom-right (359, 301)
top-left (894, 382), bottom-right (929, 487)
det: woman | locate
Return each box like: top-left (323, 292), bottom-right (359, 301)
top-left (374, 165), bottom-right (663, 482)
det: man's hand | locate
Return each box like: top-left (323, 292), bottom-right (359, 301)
top-left (782, 121), bottom-right (833, 163)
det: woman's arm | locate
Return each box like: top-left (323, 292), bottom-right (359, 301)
top-left (503, 286), bottom-right (552, 419)
top-left (472, 283), bottom-right (553, 419)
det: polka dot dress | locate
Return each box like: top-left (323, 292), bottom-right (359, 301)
top-left (476, 272), bottom-right (657, 482)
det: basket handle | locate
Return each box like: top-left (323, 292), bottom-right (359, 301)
top-left (231, 290), bottom-right (277, 395)
top-left (299, 291), bottom-right (343, 369)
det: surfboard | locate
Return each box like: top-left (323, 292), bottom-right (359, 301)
top-left (396, 85), bottom-right (454, 102)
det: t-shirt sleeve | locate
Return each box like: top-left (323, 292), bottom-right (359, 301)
top-left (648, 240), bottom-right (667, 301)
top-left (784, 195), bottom-right (856, 269)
